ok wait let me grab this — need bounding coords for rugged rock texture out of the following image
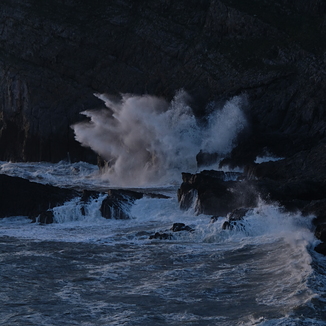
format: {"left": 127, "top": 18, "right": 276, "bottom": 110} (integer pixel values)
{"left": 100, "top": 189, "right": 143, "bottom": 219}
{"left": 178, "top": 170, "right": 258, "bottom": 216}
{"left": 1, "top": 1, "right": 326, "bottom": 250}
{"left": 0, "top": 174, "right": 78, "bottom": 219}
{"left": 0, "top": 174, "right": 151, "bottom": 221}
{"left": 149, "top": 222, "right": 194, "bottom": 240}
{"left": 0, "top": 0, "right": 325, "bottom": 163}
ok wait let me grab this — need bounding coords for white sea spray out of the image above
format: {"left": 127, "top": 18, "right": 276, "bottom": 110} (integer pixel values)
{"left": 71, "top": 91, "right": 248, "bottom": 186}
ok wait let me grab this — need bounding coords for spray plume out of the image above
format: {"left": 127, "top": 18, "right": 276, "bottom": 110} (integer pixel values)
{"left": 71, "top": 90, "right": 247, "bottom": 186}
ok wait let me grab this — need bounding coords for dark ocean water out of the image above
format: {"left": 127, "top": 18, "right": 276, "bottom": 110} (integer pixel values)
{"left": 1, "top": 161, "right": 326, "bottom": 325}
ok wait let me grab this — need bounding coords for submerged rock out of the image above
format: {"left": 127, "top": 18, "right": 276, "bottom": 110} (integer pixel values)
{"left": 149, "top": 232, "right": 173, "bottom": 240}
{"left": 149, "top": 222, "right": 194, "bottom": 240}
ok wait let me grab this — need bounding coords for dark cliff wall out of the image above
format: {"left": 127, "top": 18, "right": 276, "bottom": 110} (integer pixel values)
{"left": 0, "top": 0, "right": 325, "bottom": 162}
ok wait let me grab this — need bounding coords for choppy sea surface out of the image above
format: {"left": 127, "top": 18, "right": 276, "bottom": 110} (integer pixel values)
{"left": 1, "top": 161, "right": 326, "bottom": 326}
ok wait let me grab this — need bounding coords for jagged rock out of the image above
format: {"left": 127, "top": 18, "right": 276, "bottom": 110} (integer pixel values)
{"left": 0, "top": 174, "right": 79, "bottom": 219}
{"left": 210, "top": 216, "right": 219, "bottom": 223}
{"left": 196, "top": 151, "right": 220, "bottom": 168}
{"left": 244, "top": 141, "right": 326, "bottom": 213}
{"left": 314, "top": 224, "right": 326, "bottom": 242}
{"left": 222, "top": 221, "right": 231, "bottom": 230}
{"left": 178, "top": 188, "right": 197, "bottom": 211}
{"left": 100, "top": 189, "right": 143, "bottom": 219}
{"left": 170, "top": 223, "right": 194, "bottom": 232}
{"left": 145, "top": 193, "right": 170, "bottom": 199}
{"left": 0, "top": 0, "right": 326, "bottom": 163}
{"left": 228, "top": 208, "right": 249, "bottom": 221}
{"left": 304, "top": 200, "right": 326, "bottom": 225}
{"left": 80, "top": 190, "right": 103, "bottom": 216}
{"left": 222, "top": 208, "right": 249, "bottom": 230}
{"left": 314, "top": 242, "right": 326, "bottom": 256}
{"left": 1, "top": 0, "right": 326, "bottom": 250}
{"left": 149, "top": 232, "right": 172, "bottom": 240}
{"left": 178, "top": 170, "right": 257, "bottom": 216}
{"left": 34, "top": 210, "right": 54, "bottom": 225}
{"left": 80, "top": 190, "right": 101, "bottom": 203}
{"left": 149, "top": 223, "right": 194, "bottom": 240}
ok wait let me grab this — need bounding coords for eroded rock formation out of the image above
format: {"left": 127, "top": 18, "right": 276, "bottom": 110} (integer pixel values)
{"left": 0, "top": 0, "right": 325, "bottom": 164}
{"left": 1, "top": 0, "right": 326, "bottom": 252}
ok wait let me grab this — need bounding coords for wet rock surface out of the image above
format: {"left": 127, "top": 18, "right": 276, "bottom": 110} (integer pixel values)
{"left": 149, "top": 232, "right": 173, "bottom": 240}
{"left": 222, "top": 208, "right": 249, "bottom": 230}
{"left": 149, "top": 223, "right": 195, "bottom": 240}
{"left": 178, "top": 170, "right": 258, "bottom": 216}
{"left": 0, "top": 175, "right": 158, "bottom": 222}
{"left": 1, "top": 0, "right": 326, "bottom": 253}
{"left": 170, "top": 223, "right": 195, "bottom": 233}
{"left": 100, "top": 189, "right": 143, "bottom": 220}
{"left": 0, "top": 174, "right": 79, "bottom": 219}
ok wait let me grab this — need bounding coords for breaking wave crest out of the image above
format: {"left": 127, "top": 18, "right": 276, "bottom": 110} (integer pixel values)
{"left": 71, "top": 91, "right": 247, "bottom": 186}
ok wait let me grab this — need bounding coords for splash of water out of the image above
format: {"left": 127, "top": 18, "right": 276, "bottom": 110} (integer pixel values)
{"left": 72, "top": 90, "right": 247, "bottom": 186}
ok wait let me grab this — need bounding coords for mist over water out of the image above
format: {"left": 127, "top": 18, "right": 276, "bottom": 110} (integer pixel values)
{"left": 72, "top": 90, "right": 247, "bottom": 186}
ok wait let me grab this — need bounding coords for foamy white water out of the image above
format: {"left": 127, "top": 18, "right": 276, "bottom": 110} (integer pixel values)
{"left": 71, "top": 91, "right": 247, "bottom": 186}
{"left": 0, "top": 185, "right": 324, "bottom": 325}
{"left": 1, "top": 159, "right": 326, "bottom": 325}
{"left": 1, "top": 91, "right": 326, "bottom": 325}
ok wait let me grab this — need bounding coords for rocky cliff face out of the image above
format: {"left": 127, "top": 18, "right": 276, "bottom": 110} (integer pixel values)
{"left": 0, "top": 0, "right": 325, "bottom": 163}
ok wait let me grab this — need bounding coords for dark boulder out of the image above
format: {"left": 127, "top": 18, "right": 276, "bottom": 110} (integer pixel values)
{"left": 170, "top": 223, "right": 194, "bottom": 233}
{"left": 145, "top": 193, "right": 170, "bottom": 199}
{"left": 34, "top": 210, "right": 54, "bottom": 224}
{"left": 100, "top": 189, "right": 143, "bottom": 219}
{"left": 0, "top": 174, "right": 79, "bottom": 219}
{"left": 210, "top": 216, "right": 219, "bottom": 223}
{"left": 222, "top": 208, "right": 249, "bottom": 230}
{"left": 149, "top": 232, "right": 173, "bottom": 240}
{"left": 314, "top": 224, "right": 326, "bottom": 243}
{"left": 314, "top": 242, "right": 326, "bottom": 256}
{"left": 149, "top": 222, "right": 194, "bottom": 240}
{"left": 228, "top": 208, "right": 249, "bottom": 221}
{"left": 239, "top": 141, "right": 326, "bottom": 217}
{"left": 80, "top": 190, "right": 104, "bottom": 216}
{"left": 178, "top": 170, "right": 258, "bottom": 216}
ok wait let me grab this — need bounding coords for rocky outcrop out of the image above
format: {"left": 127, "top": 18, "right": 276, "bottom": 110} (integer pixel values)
{"left": 0, "top": 174, "right": 79, "bottom": 219}
{"left": 178, "top": 170, "right": 258, "bottom": 216}
{"left": 1, "top": 0, "right": 326, "bottom": 252}
{"left": 170, "top": 223, "right": 195, "bottom": 233}
{"left": 222, "top": 208, "right": 249, "bottom": 230}
{"left": 0, "top": 0, "right": 326, "bottom": 163}
{"left": 149, "top": 222, "right": 194, "bottom": 240}
{"left": 100, "top": 189, "right": 143, "bottom": 219}
{"left": 178, "top": 143, "right": 326, "bottom": 253}
{"left": 0, "top": 175, "right": 156, "bottom": 222}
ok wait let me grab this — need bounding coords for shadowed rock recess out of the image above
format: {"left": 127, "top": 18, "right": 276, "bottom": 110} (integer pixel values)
{"left": 1, "top": 1, "right": 326, "bottom": 251}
